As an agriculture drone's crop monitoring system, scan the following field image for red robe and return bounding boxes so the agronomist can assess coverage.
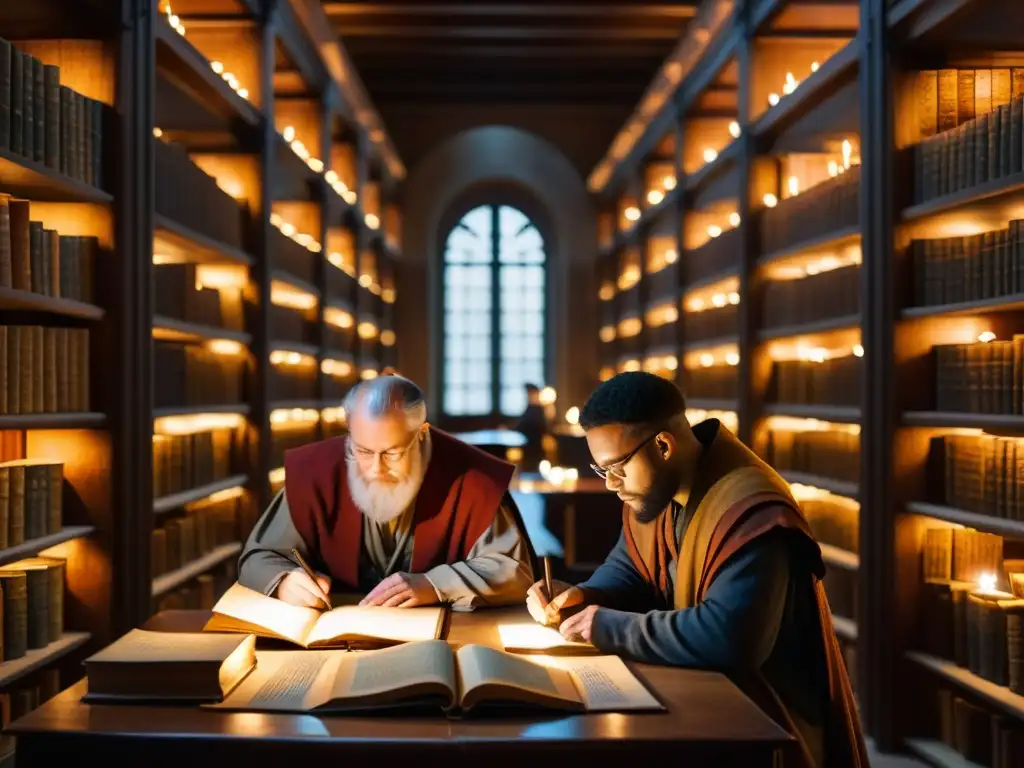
[622,424,868,768]
[285,426,515,590]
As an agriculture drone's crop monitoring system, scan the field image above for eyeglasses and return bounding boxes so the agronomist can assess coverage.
[590,432,659,480]
[347,430,422,466]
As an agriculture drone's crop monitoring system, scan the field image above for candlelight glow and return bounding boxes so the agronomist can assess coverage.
[566,406,580,425]
[728,121,741,139]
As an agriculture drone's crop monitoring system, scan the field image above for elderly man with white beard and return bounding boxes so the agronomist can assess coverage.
[238,375,536,610]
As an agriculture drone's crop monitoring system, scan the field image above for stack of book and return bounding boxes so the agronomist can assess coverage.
[152,429,235,499]
[0,39,105,188]
[0,556,66,658]
[0,459,65,544]
[909,222,1024,308]
[154,263,239,331]
[763,264,860,329]
[913,69,1024,205]
[928,434,1024,520]
[770,354,861,407]
[802,496,860,554]
[765,428,860,484]
[931,688,1024,767]
[151,496,239,580]
[1,326,90,413]
[760,168,859,255]
[933,339,1024,415]
[153,341,244,408]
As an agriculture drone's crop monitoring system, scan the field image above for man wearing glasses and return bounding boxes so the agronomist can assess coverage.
[525,371,867,768]
[239,375,534,610]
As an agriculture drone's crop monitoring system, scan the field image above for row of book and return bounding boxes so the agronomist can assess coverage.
[0,198,97,303]
[802,496,859,554]
[932,688,1024,768]
[928,434,1024,521]
[764,428,861,485]
[153,560,238,614]
[686,304,737,343]
[687,228,739,287]
[763,264,860,331]
[933,339,1023,415]
[1,326,90,414]
[910,223,1024,308]
[770,355,861,408]
[154,136,246,252]
[0,556,64,662]
[153,342,243,409]
[914,68,1024,204]
[683,365,738,401]
[154,263,242,331]
[0,666,63,762]
[151,496,239,580]
[922,527,1003,586]
[152,429,236,501]
[271,425,318,470]
[760,169,860,257]
[0,39,104,188]
[270,363,318,402]
[271,229,317,287]
[0,459,63,547]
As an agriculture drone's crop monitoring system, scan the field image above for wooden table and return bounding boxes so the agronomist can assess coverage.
[7,608,793,767]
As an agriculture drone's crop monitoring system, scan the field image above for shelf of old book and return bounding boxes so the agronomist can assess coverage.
[906,502,1024,540]
[153,215,254,268]
[154,10,261,128]
[903,296,1024,320]
[154,474,248,516]
[758,313,862,343]
[0,526,95,568]
[762,403,862,423]
[782,470,859,500]
[151,541,242,598]
[152,316,251,347]
[906,651,1024,724]
[0,147,110,206]
[759,225,862,270]
[0,287,103,321]
[0,632,89,689]
[685,139,741,196]
[902,412,1024,431]
[0,414,105,430]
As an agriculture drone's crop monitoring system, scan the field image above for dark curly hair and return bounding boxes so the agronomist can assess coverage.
[579,372,686,430]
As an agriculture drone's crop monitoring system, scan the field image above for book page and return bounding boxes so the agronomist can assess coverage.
[206,583,321,646]
[209,650,343,712]
[530,655,664,712]
[456,644,581,710]
[497,622,597,655]
[328,639,457,708]
[305,604,443,647]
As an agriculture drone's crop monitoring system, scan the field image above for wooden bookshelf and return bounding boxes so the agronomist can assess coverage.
[0,0,403,747]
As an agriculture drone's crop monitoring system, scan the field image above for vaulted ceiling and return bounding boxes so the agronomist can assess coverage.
[322,1,698,106]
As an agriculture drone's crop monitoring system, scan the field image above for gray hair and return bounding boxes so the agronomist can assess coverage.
[342,375,427,430]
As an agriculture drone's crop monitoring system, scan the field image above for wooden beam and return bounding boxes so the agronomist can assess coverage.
[323,3,698,19]
[341,41,672,59]
[332,25,686,41]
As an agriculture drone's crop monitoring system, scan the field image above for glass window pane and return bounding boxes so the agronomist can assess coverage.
[501,387,527,416]
[466,388,491,414]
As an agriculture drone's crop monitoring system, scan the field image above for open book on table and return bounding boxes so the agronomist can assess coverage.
[208,639,664,715]
[203,582,447,649]
[497,622,598,655]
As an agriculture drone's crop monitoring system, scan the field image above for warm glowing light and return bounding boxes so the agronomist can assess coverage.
[624,206,641,222]
[599,283,615,301]
[767,415,860,434]
[154,412,246,436]
[270,408,320,429]
[153,127,163,138]
[324,306,354,329]
[703,148,718,164]
[360,368,379,381]
[357,321,379,340]
[307,158,324,173]
[842,140,853,169]
[711,293,727,308]
[662,175,677,191]
[343,190,357,205]
[768,93,780,106]
[281,126,296,143]
[728,121,741,139]
[321,358,353,378]
[565,406,580,425]
[322,407,346,424]
[828,160,839,178]
[196,265,247,291]
[271,281,317,311]
[783,72,798,96]
[381,288,396,304]
[686,408,738,432]
[380,330,396,346]
[618,316,642,338]
[539,387,557,405]
[207,339,245,356]
[647,190,665,206]
[708,225,722,238]
[270,349,315,367]
[665,249,678,264]
[728,212,741,227]
[978,331,996,343]
[365,213,380,230]
[269,467,286,484]
[359,274,373,288]
[978,572,998,593]
[788,176,800,197]
[763,193,778,208]
[699,353,714,367]
[853,344,864,357]
[211,61,224,75]
[599,325,616,343]
[599,367,615,381]
[726,352,740,366]
[811,61,820,73]
[728,291,739,305]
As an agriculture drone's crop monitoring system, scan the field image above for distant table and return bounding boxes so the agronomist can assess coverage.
[8,608,793,767]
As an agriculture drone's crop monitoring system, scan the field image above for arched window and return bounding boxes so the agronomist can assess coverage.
[442,204,546,417]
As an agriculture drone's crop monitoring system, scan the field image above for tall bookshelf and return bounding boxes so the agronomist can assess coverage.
[0,0,402,752]
[590,0,1024,763]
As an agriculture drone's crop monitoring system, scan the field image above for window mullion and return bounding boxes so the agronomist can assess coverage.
[490,205,501,418]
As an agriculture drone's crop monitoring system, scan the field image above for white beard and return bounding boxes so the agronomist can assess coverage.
[347,437,429,524]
